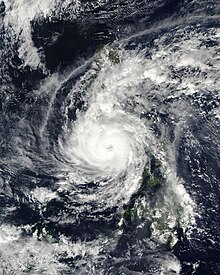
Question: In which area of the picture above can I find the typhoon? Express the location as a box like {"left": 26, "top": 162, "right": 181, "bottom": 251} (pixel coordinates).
{"left": 0, "top": 0, "right": 220, "bottom": 274}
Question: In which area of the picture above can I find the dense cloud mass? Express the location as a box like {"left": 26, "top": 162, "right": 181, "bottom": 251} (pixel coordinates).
{"left": 0, "top": 0, "right": 220, "bottom": 274}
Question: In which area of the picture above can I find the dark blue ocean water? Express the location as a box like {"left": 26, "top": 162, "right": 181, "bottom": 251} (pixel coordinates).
{"left": 0, "top": 1, "right": 220, "bottom": 274}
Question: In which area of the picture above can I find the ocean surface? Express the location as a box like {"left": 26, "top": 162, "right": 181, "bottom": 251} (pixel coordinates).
{"left": 0, "top": 0, "right": 220, "bottom": 274}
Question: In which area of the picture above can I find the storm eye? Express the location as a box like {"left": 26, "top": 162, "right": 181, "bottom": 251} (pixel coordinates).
{"left": 105, "top": 144, "right": 113, "bottom": 151}
{"left": 60, "top": 115, "right": 146, "bottom": 181}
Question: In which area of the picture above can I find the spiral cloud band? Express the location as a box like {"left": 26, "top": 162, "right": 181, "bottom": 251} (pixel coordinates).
{"left": 57, "top": 71, "right": 148, "bottom": 208}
